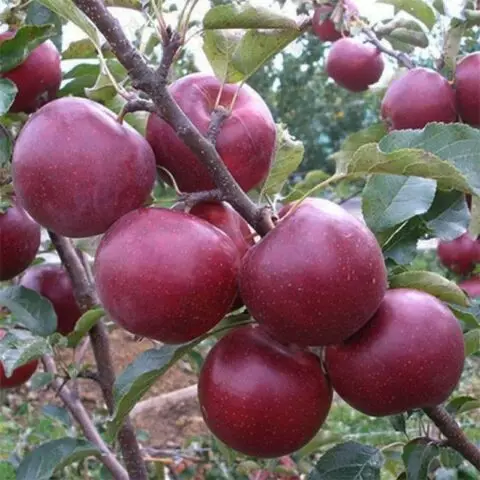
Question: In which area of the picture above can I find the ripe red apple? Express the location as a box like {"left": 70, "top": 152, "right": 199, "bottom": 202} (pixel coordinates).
{"left": 239, "top": 198, "right": 387, "bottom": 346}
{"left": 455, "top": 52, "right": 480, "bottom": 126}
{"left": 94, "top": 207, "right": 240, "bottom": 344}
{"left": 381, "top": 68, "right": 457, "bottom": 130}
{"left": 437, "top": 232, "right": 480, "bottom": 275}
{"left": 146, "top": 73, "right": 276, "bottom": 193}
{"left": 0, "top": 200, "right": 40, "bottom": 281}
{"left": 0, "top": 330, "right": 38, "bottom": 389}
{"left": 12, "top": 97, "right": 156, "bottom": 238}
{"left": 198, "top": 325, "right": 332, "bottom": 457}
{"left": 312, "top": 4, "right": 347, "bottom": 42}
{"left": 0, "top": 31, "right": 61, "bottom": 114}
{"left": 20, "top": 265, "right": 82, "bottom": 336}
{"left": 325, "top": 289, "right": 465, "bottom": 416}
{"left": 459, "top": 277, "right": 480, "bottom": 298}
{"left": 326, "top": 38, "right": 384, "bottom": 92}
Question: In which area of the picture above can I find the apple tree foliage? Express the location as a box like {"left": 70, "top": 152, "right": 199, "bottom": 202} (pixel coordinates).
{"left": 0, "top": 0, "right": 480, "bottom": 479}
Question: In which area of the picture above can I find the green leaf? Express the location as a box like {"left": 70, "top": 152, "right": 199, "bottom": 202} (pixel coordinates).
{"left": 464, "top": 329, "right": 480, "bottom": 356}
{"left": 67, "top": 308, "right": 104, "bottom": 348}
{"left": 440, "top": 20, "right": 465, "bottom": 74}
{"left": 104, "top": 95, "right": 149, "bottom": 136}
{"left": 0, "top": 25, "right": 57, "bottom": 73}
{"left": 389, "top": 271, "right": 470, "bottom": 306}
{"left": 30, "top": 372, "right": 54, "bottom": 390}
{"left": 261, "top": 125, "right": 304, "bottom": 198}
{"left": 0, "top": 78, "right": 18, "bottom": 115}
{"left": 85, "top": 61, "right": 127, "bottom": 102}
{"left": 25, "top": 1, "right": 63, "bottom": 51}
{"left": 389, "top": 414, "right": 407, "bottom": 434}
{"left": 362, "top": 175, "right": 436, "bottom": 232}
{"left": 402, "top": 438, "right": 440, "bottom": 479}
{"left": 449, "top": 304, "right": 480, "bottom": 330}
{"left": 286, "top": 170, "right": 330, "bottom": 202}
{"left": 104, "top": 0, "right": 142, "bottom": 8}
{"left": 308, "top": 441, "right": 384, "bottom": 480}
{"left": 0, "top": 286, "right": 57, "bottom": 336}
{"left": 62, "top": 39, "right": 97, "bottom": 59}
{"left": 0, "top": 462, "right": 15, "bottom": 480}
{"left": 0, "top": 123, "right": 13, "bottom": 170}
{"left": 379, "top": 0, "right": 436, "bottom": 29}
{"left": 16, "top": 438, "right": 101, "bottom": 480}
{"left": 440, "top": 448, "right": 464, "bottom": 469}
{"left": 42, "top": 404, "right": 72, "bottom": 427}
{"left": 387, "top": 26, "right": 429, "bottom": 48}
{"left": 468, "top": 195, "right": 480, "bottom": 238}
{"left": 446, "top": 396, "right": 480, "bottom": 415}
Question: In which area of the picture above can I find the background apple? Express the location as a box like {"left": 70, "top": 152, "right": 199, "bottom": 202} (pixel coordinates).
{"left": 437, "top": 232, "right": 480, "bottom": 275}
{"left": 455, "top": 52, "right": 480, "bottom": 126}
{"left": 146, "top": 73, "right": 276, "bottom": 193}
{"left": 459, "top": 277, "right": 480, "bottom": 298}
{"left": 12, "top": 97, "right": 156, "bottom": 238}
{"left": 312, "top": 4, "right": 347, "bottom": 42}
{"left": 20, "top": 265, "right": 82, "bottom": 336}
{"left": 198, "top": 325, "right": 332, "bottom": 457}
{"left": 94, "top": 207, "right": 241, "bottom": 344}
{"left": 325, "top": 288, "right": 465, "bottom": 416}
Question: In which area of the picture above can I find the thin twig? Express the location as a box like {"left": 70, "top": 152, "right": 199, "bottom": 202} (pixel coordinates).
{"left": 117, "top": 98, "right": 158, "bottom": 123}
{"left": 207, "top": 106, "right": 231, "bottom": 145}
{"left": 178, "top": 188, "right": 224, "bottom": 208}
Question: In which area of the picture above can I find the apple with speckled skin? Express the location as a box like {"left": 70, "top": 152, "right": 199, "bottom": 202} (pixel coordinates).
{"left": 12, "top": 97, "right": 156, "bottom": 238}
{"left": 198, "top": 324, "right": 332, "bottom": 458}
{"left": 240, "top": 198, "right": 387, "bottom": 346}
{"left": 146, "top": 73, "right": 276, "bottom": 193}
{"left": 0, "top": 330, "right": 38, "bottom": 389}
{"left": 0, "top": 200, "right": 40, "bottom": 281}
{"left": 0, "top": 31, "right": 61, "bottom": 114}
{"left": 437, "top": 232, "right": 480, "bottom": 275}
{"left": 326, "top": 38, "right": 384, "bottom": 92}
{"left": 455, "top": 52, "right": 480, "bottom": 126}
{"left": 325, "top": 289, "right": 465, "bottom": 416}
{"left": 94, "top": 207, "right": 241, "bottom": 344}
{"left": 20, "top": 265, "right": 82, "bottom": 336}
{"left": 381, "top": 68, "right": 456, "bottom": 130}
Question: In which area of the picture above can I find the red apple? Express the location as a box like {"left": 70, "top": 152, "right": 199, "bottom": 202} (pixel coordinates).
{"left": 94, "top": 207, "right": 241, "bottom": 344}
{"left": 325, "top": 289, "right": 465, "bottom": 416}
{"left": 312, "top": 4, "right": 346, "bottom": 42}
{"left": 0, "top": 330, "right": 38, "bottom": 389}
{"left": 326, "top": 38, "right": 384, "bottom": 92}
{"left": 12, "top": 97, "right": 156, "bottom": 238}
{"left": 0, "top": 31, "right": 61, "bottom": 114}
{"left": 146, "top": 73, "right": 276, "bottom": 193}
{"left": 437, "top": 232, "right": 480, "bottom": 275}
{"left": 0, "top": 200, "right": 40, "bottom": 281}
{"left": 455, "top": 52, "right": 480, "bottom": 126}
{"left": 459, "top": 277, "right": 480, "bottom": 298}
{"left": 20, "top": 265, "right": 82, "bottom": 336}
{"left": 239, "top": 198, "right": 387, "bottom": 346}
{"left": 381, "top": 68, "right": 457, "bottom": 130}
{"left": 198, "top": 325, "right": 332, "bottom": 457}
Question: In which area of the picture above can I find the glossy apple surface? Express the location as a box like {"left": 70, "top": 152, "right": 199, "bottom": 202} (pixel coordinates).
{"left": 455, "top": 52, "right": 480, "bottom": 126}
{"left": 198, "top": 325, "right": 332, "bottom": 457}
{"left": 146, "top": 73, "right": 276, "bottom": 193}
{"left": 437, "top": 232, "right": 480, "bottom": 275}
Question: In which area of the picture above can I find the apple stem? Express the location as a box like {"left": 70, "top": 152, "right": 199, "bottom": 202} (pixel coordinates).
{"left": 423, "top": 405, "right": 480, "bottom": 470}
{"left": 207, "top": 106, "right": 231, "bottom": 145}
{"left": 116, "top": 98, "right": 157, "bottom": 124}
{"left": 178, "top": 188, "right": 224, "bottom": 208}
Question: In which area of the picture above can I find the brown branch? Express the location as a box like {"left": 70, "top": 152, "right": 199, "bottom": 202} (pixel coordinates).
{"left": 117, "top": 98, "right": 158, "bottom": 123}
{"left": 42, "top": 356, "right": 129, "bottom": 480}
{"left": 48, "top": 232, "right": 148, "bottom": 480}
{"left": 207, "top": 106, "right": 231, "bottom": 145}
{"left": 423, "top": 406, "right": 480, "bottom": 470}
{"left": 178, "top": 188, "right": 224, "bottom": 208}
{"left": 156, "top": 29, "right": 183, "bottom": 83}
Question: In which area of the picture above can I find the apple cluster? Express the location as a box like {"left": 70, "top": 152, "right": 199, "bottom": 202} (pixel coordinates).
{"left": 0, "top": 29, "right": 467, "bottom": 458}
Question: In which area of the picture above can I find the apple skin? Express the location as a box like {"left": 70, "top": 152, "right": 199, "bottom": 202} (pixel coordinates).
{"left": 326, "top": 38, "right": 384, "bottom": 92}
{"left": 0, "top": 31, "right": 61, "bottom": 114}
{"left": 198, "top": 325, "right": 332, "bottom": 458}
{"left": 381, "top": 68, "right": 457, "bottom": 130}
{"left": 459, "top": 277, "right": 480, "bottom": 298}
{"left": 94, "top": 207, "right": 241, "bottom": 344}
{"left": 239, "top": 198, "right": 387, "bottom": 346}
{"left": 0, "top": 330, "right": 38, "bottom": 389}
{"left": 455, "top": 52, "right": 480, "bottom": 126}
{"left": 20, "top": 265, "right": 82, "bottom": 336}
{"left": 0, "top": 201, "right": 40, "bottom": 281}
{"left": 146, "top": 73, "right": 276, "bottom": 193}
{"left": 325, "top": 289, "right": 465, "bottom": 416}
{"left": 12, "top": 97, "right": 156, "bottom": 238}
{"left": 312, "top": 5, "right": 346, "bottom": 42}
{"left": 437, "top": 232, "right": 480, "bottom": 275}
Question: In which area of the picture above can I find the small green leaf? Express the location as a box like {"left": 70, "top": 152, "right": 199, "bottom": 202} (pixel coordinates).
{"left": 440, "top": 20, "right": 465, "bottom": 74}
{"left": 446, "top": 396, "right": 480, "bottom": 415}
{"left": 62, "top": 39, "right": 97, "bottom": 59}
{"left": 25, "top": 2, "right": 63, "bottom": 51}
{"left": 30, "top": 372, "right": 54, "bottom": 390}
{"left": 16, "top": 438, "right": 101, "bottom": 480}
{"left": 389, "top": 271, "right": 469, "bottom": 306}
{"left": 388, "top": 27, "right": 429, "bottom": 48}
{"left": 389, "top": 414, "right": 407, "bottom": 434}
{"left": 468, "top": 195, "right": 480, "bottom": 238}
{"left": 203, "top": 30, "right": 243, "bottom": 82}
{"left": 449, "top": 304, "right": 480, "bottom": 330}
{"left": 0, "top": 462, "right": 15, "bottom": 480}
{"left": 286, "top": 170, "right": 330, "bottom": 202}
{"left": 308, "top": 441, "right": 384, "bottom": 480}
{"left": 67, "top": 308, "right": 104, "bottom": 348}
{"left": 42, "top": 404, "right": 72, "bottom": 427}
{"left": 0, "top": 286, "right": 57, "bottom": 336}
{"left": 0, "top": 122, "right": 13, "bottom": 169}
{"left": 0, "top": 78, "right": 17, "bottom": 115}
{"left": 379, "top": 0, "right": 436, "bottom": 29}
{"left": 402, "top": 438, "right": 440, "bottom": 479}
{"left": 464, "top": 329, "right": 480, "bottom": 356}
{"left": 342, "top": 123, "right": 389, "bottom": 155}
{"left": 440, "top": 448, "right": 464, "bottom": 468}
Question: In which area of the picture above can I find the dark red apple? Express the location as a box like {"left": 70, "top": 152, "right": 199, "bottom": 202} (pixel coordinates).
{"left": 0, "top": 330, "right": 38, "bottom": 389}
{"left": 459, "top": 277, "right": 480, "bottom": 298}
{"left": 198, "top": 325, "right": 332, "bottom": 457}
{"left": 326, "top": 38, "right": 384, "bottom": 92}
{"left": 239, "top": 198, "right": 387, "bottom": 346}
{"left": 437, "top": 232, "right": 480, "bottom": 275}
{"left": 12, "top": 97, "right": 156, "bottom": 238}
{"left": 455, "top": 52, "right": 480, "bottom": 126}
{"left": 20, "top": 265, "right": 82, "bottom": 336}
{"left": 146, "top": 73, "right": 276, "bottom": 193}
{"left": 0, "top": 200, "right": 40, "bottom": 281}
{"left": 325, "top": 289, "right": 465, "bottom": 416}
{"left": 312, "top": 4, "right": 347, "bottom": 42}
{"left": 381, "top": 68, "right": 457, "bottom": 130}
{"left": 94, "top": 207, "right": 240, "bottom": 344}
{"left": 0, "top": 31, "right": 61, "bottom": 114}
